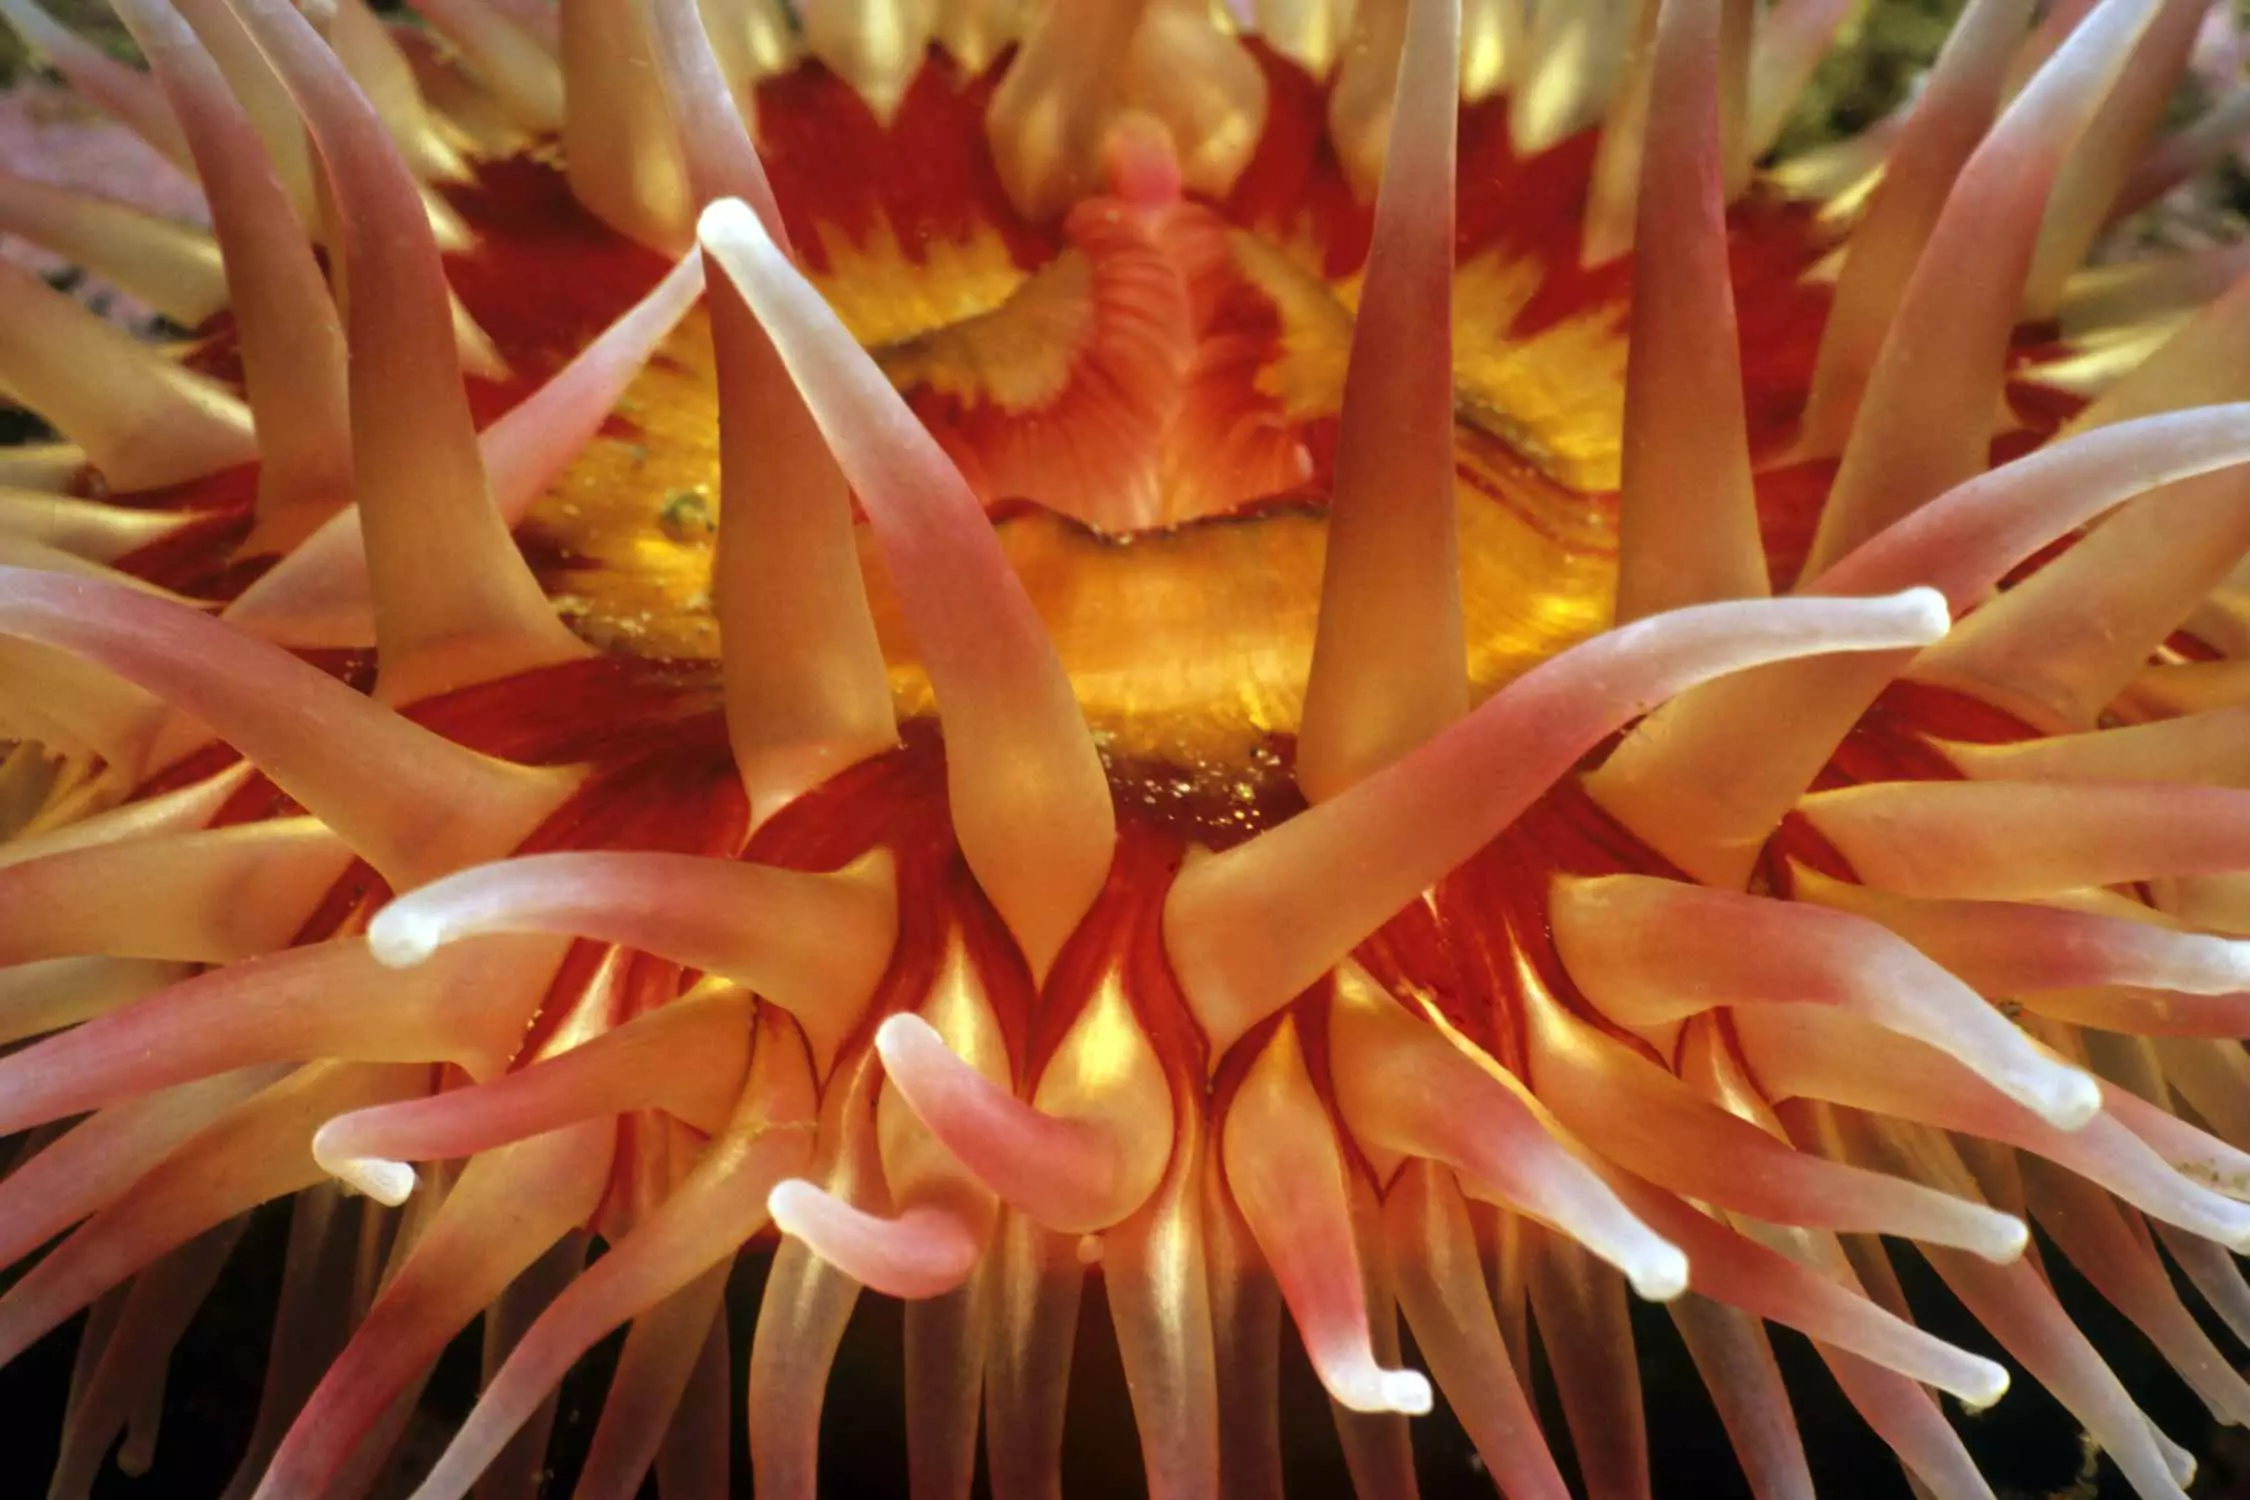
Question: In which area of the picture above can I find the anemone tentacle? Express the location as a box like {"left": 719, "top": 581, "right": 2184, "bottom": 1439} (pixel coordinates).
{"left": 10, "top": 0, "right": 2250, "bottom": 1496}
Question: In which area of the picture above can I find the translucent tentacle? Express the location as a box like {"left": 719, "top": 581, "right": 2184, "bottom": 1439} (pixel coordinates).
{"left": 1169, "top": 590, "right": 1951, "bottom": 1053}
{"left": 1384, "top": 1160, "right": 1569, "bottom": 1500}
{"left": 0, "top": 935, "right": 557, "bottom": 1134}
{"left": 406, "top": 1012, "right": 814, "bottom": 1500}
{"left": 1327, "top": 965, "right": 1688, "bottom": 1299}
{"left": 1614, "top": 0, "right": 1767, "bottom": 620}
{"left": 699, "top": 197, "right": 1114, "bottom": 979}
{"left": 252, "top": 1122, "right": 617, "bottom": 1500}
{"left": 0, "top": 172, "right": 225, "bottom": 328}
{"left": 368, "top": 849, "right": 896, "bottom": 1067}
{"left": 0, "top": 570, "right": 581, "bottom": 888}
{"left": 1222, "top": 1016, "right": 1432, "bottom": 1417}
{"left": 0, "top": 258, "right": 257, "bottom": 491}
{"left": 311, "top": 985, "right": 756, "bottom": 1204}
{"left": 1295, "top": 0, "right": 1464, "bottom": 802}
{"left": 228, "top": 0, "right": 591, "bottom": 700}
{"left": 0, "top": 1062, "right": 422, "bottom": 1368}
{"left": 0, "top": 818, "right": 350, "bottom": 966}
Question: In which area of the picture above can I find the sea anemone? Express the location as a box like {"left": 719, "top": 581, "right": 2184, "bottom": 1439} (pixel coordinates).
{"left": 5, "top": 0, "right": 2250, "bottom": 1494}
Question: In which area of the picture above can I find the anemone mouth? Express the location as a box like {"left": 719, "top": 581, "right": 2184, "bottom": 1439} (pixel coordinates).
{"left": 9, "top": 1, "right": 2250, "bottom": 1498}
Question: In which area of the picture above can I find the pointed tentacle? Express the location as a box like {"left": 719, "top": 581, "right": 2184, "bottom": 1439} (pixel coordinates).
{"left": 1168, "top": 589, "right": 1951, "bottom": 1054}
{"left": 1740, "top": 1006, "right": 2250, "bottom": 1250}
{"left": 326, "top": 0, "right": 473, "bottom": 185}
{"left": 224, "top": 247, "right": 707, "bottom": 645}
{"left": 0, "top": 934, "right": 557, "bottom": 1135}
{"left": 699, "top": 197, "right": 1115, "bottom": 979}
{"left": 408, "top": 0, "right": 564, "bottom": 130}
{"left": 1294, "top": 0, "right": 1463, "bottom": 802}
{"left": 0, "top": 957, "right": 187, "bottom": 1051}
{"left": 1589, "top": 403, "right": 2250, "bottom": 886}
{"left": 1804, "top": 0, "right": 2161, "bottom": 573}
{"left": 0, "top": 172, "right": 225, "bottom": 328}
{"left": 982, "top": 0, "right": 1145, "bottom": 218}
{"left": 253, "top": 1122, "right": 616, "bottom": 1500}
{"left": 0, "top": 257, "right": 256, "bottom": 491}
{"left": 1614, "top": 0, "right": 1768, "bottom": 620}
{"left": 1944, "top": 702, "right": 2250, "bottom": 787}
{"left": 1328, "top": 964, "right": 1689, "bottom": 1300}
{"left": 2112, "top": 81, "right": 2250, "bottom": 221}
{"left": 311, "top": 985, "right": 756, "bottom": 1204}
{"left": 0, "top": 489, "right": 194, "bottom": 563}
{"left": 1551, "top": 874, "right": 2100, "bottom": 1127}
{"left": 1745, "top": 0, "right": 1858, "bottom": 157}
{"left": 368, "top": 849, "right": 895, "bottom": 1068}
{"left": 0, "top": 0, "right": 194, "bottom": 173}
{"left": 639, "top": 14, "right": 901, "bottom": 823}
{"left": 1222, "top": 1016, "right": 1432, "bottom": 1417}
{"left": 118, "top": 0, "right": 350, "bottom": 534}
{"left": 1384, "top": 1160, "right": 1570, "bottom": 1500}
{"left": 0, "top": 818, "right": 350, "bottom": 967}
{"left": 804, "top": 0, "right": 934, "bottom": 124}
{"left": 0, "top": 761, "right": 249, "bottom": 872}
{"left": 0, "top": 1066, "right": 283, "bottom": 1273}
{"left": 1793, "top": 0, "right": 2032, "bottom": 457}
{"left": 481, "top": 250, "right": 706, "bottom": 518}
{"left": 561, "top": 0, "right": 693, "bottom": 249}
{"left": 2021, "top": 0, "right": 2207, "bottom": 318}
{"left": 0, "top": 1062, "right": 422, "bottom": 1368}
{"left": 228, "top": 0, "right": 590, "bottom": 700}
{"left": 404, "top": 1012, "right": 814, "bottom": 1500}
{"left": 1801, "top": 779, "right": 2250, "bottom": 898}
{"left": 0, "top": 570, "right": 581, "bottom": 888}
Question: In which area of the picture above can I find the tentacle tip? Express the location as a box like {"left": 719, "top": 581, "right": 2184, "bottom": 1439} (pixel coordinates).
{"left": 765, "top": 1177, "right": 820, "bottom": 1238}
{"left": 697, "top": 196, "right": 773, "bottom": 261}
{"left": 1380, "top": 1370, "right": 1434, "bottom": 1417}
{"left": 1891, "top": 586, "right": 1954, "bottom": 645}
{"left": 1626, "top": 1244, "right": 1691, "bottom": 1303}
{"left": 872, "top": 1010, "right": 939, "bottom": 1066}
{"left": 1954, "top": 1361, "right": 2011, "bottom": 1413}
{"left": 1332, "top": 1365, "right": 1435, "bottom": 1416}
{"left": 2022, "top": 1066, "right": 2103, "bottom": 1133}
{"left": 329, "top": 1153, "right": 415, "bottom": 1207}
{"left": 1974, "top": 1213, "right": 2033, "bottom": 1265}
{"left": 365, "top": 908, "right": 443, "bottom": 969}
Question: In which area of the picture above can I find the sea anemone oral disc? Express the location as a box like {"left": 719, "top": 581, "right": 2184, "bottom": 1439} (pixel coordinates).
{"left": 9, "top": 0, "right": 2250, "bottom": 1496}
